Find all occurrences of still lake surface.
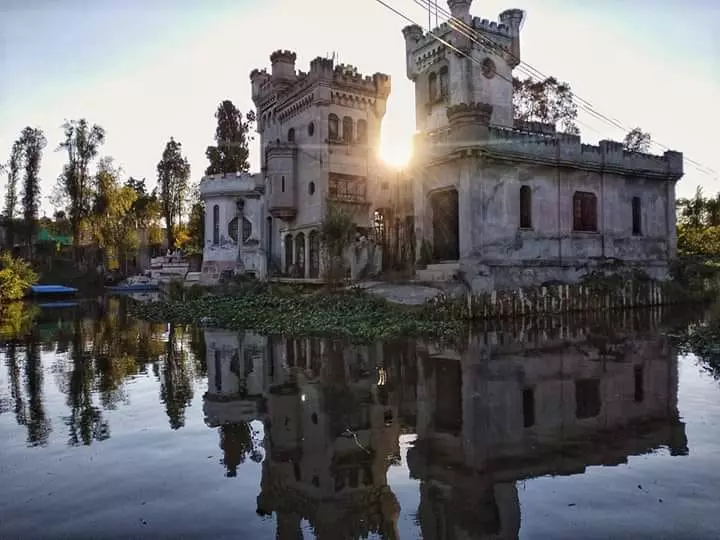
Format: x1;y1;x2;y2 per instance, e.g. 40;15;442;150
1;299;719;540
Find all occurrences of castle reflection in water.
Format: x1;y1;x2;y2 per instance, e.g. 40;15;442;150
201;310;688;540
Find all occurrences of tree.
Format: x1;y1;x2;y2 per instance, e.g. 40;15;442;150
19;127;47;251
320;204;356;286
90;158;139;273
623;127;651;153
205;100;255;175
57;119;106;264
157;138;191;252
512;76;579;134
4;140;23;220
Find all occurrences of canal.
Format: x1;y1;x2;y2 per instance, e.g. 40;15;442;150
1;298;719;539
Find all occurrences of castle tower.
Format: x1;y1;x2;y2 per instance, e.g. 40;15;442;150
402;1;524;134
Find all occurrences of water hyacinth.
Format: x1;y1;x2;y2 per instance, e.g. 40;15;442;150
130;286;462;343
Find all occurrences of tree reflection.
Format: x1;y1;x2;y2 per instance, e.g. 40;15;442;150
159;323;194;430
64;320;110;446
6;342;26;427
220;422;259;477
24;335;51;446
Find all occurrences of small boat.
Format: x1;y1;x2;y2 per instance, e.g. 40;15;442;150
106;275;159;293
106;283;159;293
29;285;79;296
37;301;80;309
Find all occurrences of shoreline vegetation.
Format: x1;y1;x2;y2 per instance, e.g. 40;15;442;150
130;281;464;343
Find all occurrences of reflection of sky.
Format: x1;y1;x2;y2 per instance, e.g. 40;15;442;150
1;0;718;215
517;355;720;539
0;339;720;536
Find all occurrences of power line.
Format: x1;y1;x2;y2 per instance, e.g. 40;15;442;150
382;0;716;177
411;0;717;176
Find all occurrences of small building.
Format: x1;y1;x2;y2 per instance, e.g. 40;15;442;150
403;0;683;291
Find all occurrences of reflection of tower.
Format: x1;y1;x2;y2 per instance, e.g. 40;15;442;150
408;318;687;539
257;337;402;540
203;330;269;477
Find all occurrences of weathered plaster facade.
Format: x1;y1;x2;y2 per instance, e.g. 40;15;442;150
405;0;683;291
200;51;398;283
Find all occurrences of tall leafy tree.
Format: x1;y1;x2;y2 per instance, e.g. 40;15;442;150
90;158;139;273
3;139;24;247
512;76;579;134
623;127;651;153
57;119;106;263
4;140;23;220
205;100;255;175
157;138;191;251
19;127;47;251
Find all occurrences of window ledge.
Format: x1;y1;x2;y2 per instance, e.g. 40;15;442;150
571;230;600;236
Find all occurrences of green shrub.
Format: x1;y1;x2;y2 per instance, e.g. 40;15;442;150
0;252;38;305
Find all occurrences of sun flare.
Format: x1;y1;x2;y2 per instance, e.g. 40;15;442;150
379;135;413;168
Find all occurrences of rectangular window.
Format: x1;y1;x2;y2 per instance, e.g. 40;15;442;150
522;387;535;427
632;196;642;235
573;191;598;232
212;205;220;245
634;365;644;403
520;185;532;229
575;379;601;419
328;173;367;203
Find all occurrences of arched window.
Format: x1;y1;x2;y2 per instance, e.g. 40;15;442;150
308;181;315;195
428;71;438;102
357;119;368;144
287;128;295;142
328;114;339;141
228;217;239;242
342;116;353;143
212;204;220;245
632;196;642;235
573;191;598;232
374;209;386;238
520;185;532;229
439;66;449;99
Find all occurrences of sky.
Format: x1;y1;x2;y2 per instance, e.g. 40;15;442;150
0;0;718;216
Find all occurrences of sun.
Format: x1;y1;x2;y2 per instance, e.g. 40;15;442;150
380;135;413;168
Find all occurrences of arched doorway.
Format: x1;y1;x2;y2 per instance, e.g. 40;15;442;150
309;231;320;278
429;188;459;261
295;233;306;277
284;234;293;274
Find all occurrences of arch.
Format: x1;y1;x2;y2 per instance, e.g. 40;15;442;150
212;204;220;245
429;188;459;261
309;230;320;278
328;113;339;141
308;181;315;195
632;196;642;235
439;66;449;99
357;119;368;144
573;191;598;232
295;232;306;277
520;185;532;229
428;71;438;102
284;234;293;274
342;116;353;142
308;122;315;136
287;127;295;142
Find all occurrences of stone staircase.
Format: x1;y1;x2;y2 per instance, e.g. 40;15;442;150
415;262;460;283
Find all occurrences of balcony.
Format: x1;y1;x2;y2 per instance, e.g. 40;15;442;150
327;173;369;205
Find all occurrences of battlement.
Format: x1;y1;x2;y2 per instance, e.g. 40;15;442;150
485;126;684;179
270;49;297;64
199;172;263;198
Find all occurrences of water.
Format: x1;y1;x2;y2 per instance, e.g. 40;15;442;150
1;299;719;539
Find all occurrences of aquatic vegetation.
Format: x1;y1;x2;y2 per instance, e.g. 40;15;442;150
130;284;462;342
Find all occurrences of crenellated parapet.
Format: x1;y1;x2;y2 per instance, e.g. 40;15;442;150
200;172;264;199
485;126;684;180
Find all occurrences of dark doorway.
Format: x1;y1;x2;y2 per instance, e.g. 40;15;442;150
309;231;320;278
430;189;459;261
284;234;293;274
434;359;462;434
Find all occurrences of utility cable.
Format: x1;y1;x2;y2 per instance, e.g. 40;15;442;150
408;0;716;176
